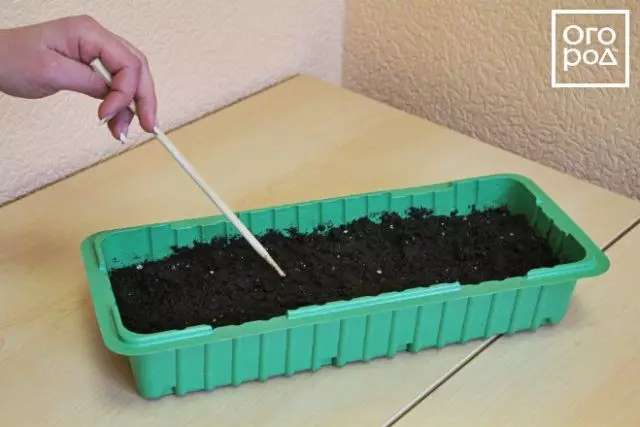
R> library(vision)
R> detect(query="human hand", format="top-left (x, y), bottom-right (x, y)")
top-left (0, 15), bottom-right (157, 142)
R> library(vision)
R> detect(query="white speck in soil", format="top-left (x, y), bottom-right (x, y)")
top-left (343, 230), bottom-right (349, 234)
top-left (135, 264), bottom-right (143, 270)
top-left (209, 270), bottom-right (214, 275)
top-left (441, 232), bottom-right (445, 236)
top-left (170, 265), bottom-right (176, 271)
top-left (509, 232), bottom-right (514, 236)
top-left (440, 221), bottom-right (444, 226)
top-left (331, 266), bottom-right (336, 271)
top-left (389, 224), bottom-right (394, 229)
top-left (337, 254), bottom-right (341, 259)
top-left (376, 269), bottom-right (382, 274)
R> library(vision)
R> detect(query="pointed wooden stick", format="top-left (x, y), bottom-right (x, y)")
top-left (90, 58), bottom-right (286, 278)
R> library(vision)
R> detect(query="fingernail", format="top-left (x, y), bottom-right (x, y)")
top-left (97, 113), bottom-right (116, 126)
top-left (119, 132), bottom-right (132, 144)
top-left (119, 126), bottom-right (131, 144)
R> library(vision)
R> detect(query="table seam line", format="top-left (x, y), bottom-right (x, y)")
top-left (601, 216), bottom-right (640, 251)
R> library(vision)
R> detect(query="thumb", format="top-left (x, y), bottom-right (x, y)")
top-left (48, 55), bottom-right (109, 99)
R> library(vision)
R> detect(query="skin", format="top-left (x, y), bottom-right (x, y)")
top-left (0, 15), bottom-right (157, 141)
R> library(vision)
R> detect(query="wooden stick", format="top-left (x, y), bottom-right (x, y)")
top-left (90, 58), bottom-right (286, 278)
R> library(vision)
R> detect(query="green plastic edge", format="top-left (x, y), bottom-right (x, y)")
top-left (81, 173), bottom-right (610, 357)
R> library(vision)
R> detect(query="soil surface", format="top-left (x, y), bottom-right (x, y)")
top-left (110, 207), bottom-right (563, 334)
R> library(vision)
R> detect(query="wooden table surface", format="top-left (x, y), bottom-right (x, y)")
top-left (1, 76), bottom-right (639, 427)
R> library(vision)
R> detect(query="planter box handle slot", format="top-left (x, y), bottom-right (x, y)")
top-left (287, 282), bottom-right (462, 320)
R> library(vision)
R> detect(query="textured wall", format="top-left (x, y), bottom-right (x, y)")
top-left (345, 0), bottom-right (640, 199)
top-left (0, 0), bottom-right (344, 204)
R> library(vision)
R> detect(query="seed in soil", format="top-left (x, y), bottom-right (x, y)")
top-left (109, 207), bottom-right (564, 334)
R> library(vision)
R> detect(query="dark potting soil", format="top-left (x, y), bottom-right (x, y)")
top-left (109, 207), bottom-right (563, 334)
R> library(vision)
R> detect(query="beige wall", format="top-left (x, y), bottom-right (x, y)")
top-left (0, 0), bottom-right (344, 204)
top-left (344, 0), bottom-right (640, 199)
top-left (3, 1), bottom-right (638, 204)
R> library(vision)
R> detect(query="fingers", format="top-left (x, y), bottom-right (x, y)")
top-left (46, 15), bottom-right (159, 139)
top-left (113, 36), bottom-right (157, 132)
top-left (107, 107), bottom-right (134, 143)
top-left (87, 43), bottom-right (140, 121)
top-left (134, 63), bottom-right (157, 132)
top-left (61, 16), bottom-right (149, 124)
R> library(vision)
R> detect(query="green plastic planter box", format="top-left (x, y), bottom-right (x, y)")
top-left (81, 174), bottom-right (609, 399)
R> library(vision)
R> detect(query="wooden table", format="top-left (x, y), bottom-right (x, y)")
top-left (1, 76), bottom-right (638, 427)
